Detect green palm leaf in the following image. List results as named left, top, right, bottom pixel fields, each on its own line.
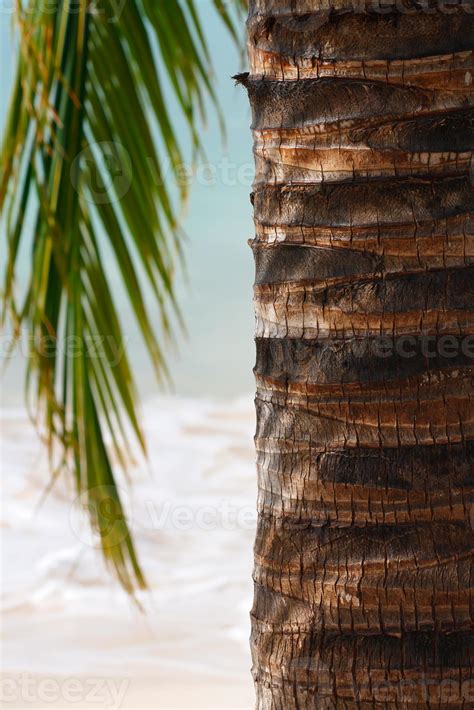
left=1, top=0, right=245, bottom=594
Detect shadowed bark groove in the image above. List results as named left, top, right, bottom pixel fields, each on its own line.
left=247, top=1, right=474, bottom=707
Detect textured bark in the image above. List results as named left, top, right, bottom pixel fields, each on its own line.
left=246, top=1, right=474, bottom=706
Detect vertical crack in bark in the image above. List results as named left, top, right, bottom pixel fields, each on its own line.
left=247, top=1, right=474, bottom=707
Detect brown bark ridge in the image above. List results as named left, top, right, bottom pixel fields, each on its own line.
left=246, top=1, right=474, bottom=707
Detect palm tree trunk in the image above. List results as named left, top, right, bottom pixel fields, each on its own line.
left=245, top=1, right=474, bottom=706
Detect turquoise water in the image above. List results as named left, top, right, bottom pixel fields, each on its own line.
left=0, top=5, right=255, bottom=404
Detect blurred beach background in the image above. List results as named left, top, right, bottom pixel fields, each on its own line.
left=0, top=4, right=256, bottom=708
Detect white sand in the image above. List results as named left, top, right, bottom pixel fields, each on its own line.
left=1, top=396, right=257, bottom=709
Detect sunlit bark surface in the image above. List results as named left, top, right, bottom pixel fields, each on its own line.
left=246, top=1, right=474, bottom=706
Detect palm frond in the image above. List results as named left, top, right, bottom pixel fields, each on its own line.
left=1, top=0, right=246, bottom=594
